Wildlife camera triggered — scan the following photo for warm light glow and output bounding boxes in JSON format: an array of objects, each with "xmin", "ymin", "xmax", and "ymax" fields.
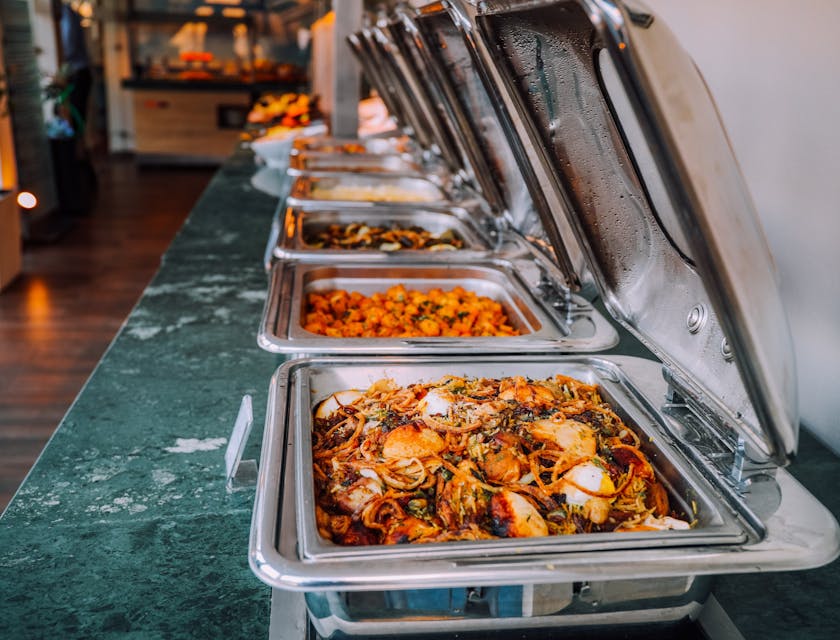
[
  {"xmin": 221, "ymin": 7, "xmax": 246, "ymax": 18},
  {"xmin": 194, "ymin": 6, "xmax": 214, "ymax": 16},
  {"xmin": 77, "ymin": 1, "xmax": 94, "ymax": 19},
  {"xmin": 17, "ymin": 191, "xmax": 37, "ymax": 209},
  {"xmin": 206, "ymin": 0, "xmax": 242, "ymax": 5},
  {"xmin": 26, "ymin": 278, "xmax": 52, "ymax": 323}
]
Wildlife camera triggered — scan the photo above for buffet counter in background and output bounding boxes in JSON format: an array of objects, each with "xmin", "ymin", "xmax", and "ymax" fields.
[
  {"xmin": 122, "ymin": 79, "xmax": 304, "ymax": 164},
  {"xmin": 0, "ymin": 148, "xmax": 838, "ymax": 639}
]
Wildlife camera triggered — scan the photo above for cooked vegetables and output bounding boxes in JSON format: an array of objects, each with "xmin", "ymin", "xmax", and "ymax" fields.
[
  {"xmin": 303, "ymin": 284, "xmax": 520, "ymax": 338},
  {"xmin": 312, "ymin": 374, "xmax": 691, "ymax": 546}
]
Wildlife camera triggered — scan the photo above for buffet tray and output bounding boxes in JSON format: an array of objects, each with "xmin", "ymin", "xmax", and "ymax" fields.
[
  {"xmin": 286, "ymin": 173, "xmax": 454, "ymax": 210},
  {"xmin": 249, "ymin": 355, "xmax": 839, "ymax": 592},
  {"xmin": 271, "ymin": 205, "xmax": 496, "ymax": 263},
  {"xmin": 257, "ymin": 260, "xmax": 618, "ymax": 354}
]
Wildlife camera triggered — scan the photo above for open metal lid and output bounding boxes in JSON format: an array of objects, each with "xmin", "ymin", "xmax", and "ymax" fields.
[
  {"xmin": 401, "ymin": 3, "xmax": 586, "ymax": 291},
  {"xmin": 346, "ymin": 30, "xmax": 413, "ymax": 139},
  {"xmin": 351, "ymin": 27, "xmax": 438, "ymax": 152},
  {"xmin": 466, "ymin": 0, "xmax": 797, "ymax": 464},
  {"xmin": 369, "ymin": 23, "xmax": 465, "ymax": 174}
]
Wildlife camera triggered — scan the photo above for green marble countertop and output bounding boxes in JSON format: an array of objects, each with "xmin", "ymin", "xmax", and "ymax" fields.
[
  {"xmin": 0, "ymin": 148, "xmax": 282, "ymax": 638},
  {"xmin": 1, "ymin": 148, "xmax": 838, "ymax": 639}
]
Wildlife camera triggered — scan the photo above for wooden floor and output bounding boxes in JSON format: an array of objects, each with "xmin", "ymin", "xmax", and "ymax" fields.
[{"xmin": 0, "ymin": 157, "xmax": 215, "ymax": 512}]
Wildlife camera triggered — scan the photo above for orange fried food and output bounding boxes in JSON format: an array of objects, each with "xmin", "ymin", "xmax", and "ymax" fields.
[{"xmin": 302, "ymin": 284, "xmax": 520, "ymax": 338}]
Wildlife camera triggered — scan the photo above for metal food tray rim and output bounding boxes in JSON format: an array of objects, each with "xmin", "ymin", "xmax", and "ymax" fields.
[{"xmin": 249, "ymin": 355, "xmax": 840, "ymax": 592}]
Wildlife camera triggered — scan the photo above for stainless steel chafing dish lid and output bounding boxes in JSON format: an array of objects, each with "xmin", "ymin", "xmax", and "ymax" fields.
[
  {"xmin": 349, "ymin": 27, "xmax": 436, "ymax": 153},
  {"xmin": 469, "ymin": 0, "xmax": 797, "ymax": 465},
  {"xmin": 345, "ymin": 31, "xmax": 410, "ymax": 141},
  {"xmin": 400, "ymin": 3, "xmax": 586, "ymax": 293},
  {"xmin": 368, "ymin": 23, "xmax": 465, "ymax": 175}
]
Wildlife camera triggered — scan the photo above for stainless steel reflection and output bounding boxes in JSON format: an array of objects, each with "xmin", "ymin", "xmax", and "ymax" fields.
[
  {"xmin": 257, "ymin": 261, "xmax": 618, "ymax": 354},
  {"xmin": 249, "ymin": 355, "xmax": 840, "ymax": 592},
  {"xmin": 272, "ymin": 206, "xmax": 495, "ymax": 263}
]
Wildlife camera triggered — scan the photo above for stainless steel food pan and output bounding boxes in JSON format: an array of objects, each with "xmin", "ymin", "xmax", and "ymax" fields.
[
  {"xmin": 249, "ymin": 355, "xmax": 840, "ymax": 592},
  {"xmin": 286, "ymin": 173, "xmax": 454, "ymax": 210},
  {"xmin": 257, "ymin": 260, "xmax": 618, "ymax": 354},
  {"xmin": 271, "ymin": 206, "xmax": 495, "ymax": 263},
  {"xmin": 287, "ymin": 151, "xmax": 424, "ymax": 177}
]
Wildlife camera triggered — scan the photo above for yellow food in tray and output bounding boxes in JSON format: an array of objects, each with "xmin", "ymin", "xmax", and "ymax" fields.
[
  {"xmin": 308, "ymin": 184, "xmax": 439, "ymax": 203},
  {"xmin": 303, "ymin": 284, "xmax": 519, "ymax": 338},
  {"xmin": 312, "ymin": 374, "xmax": 692, "ymax": 546}
]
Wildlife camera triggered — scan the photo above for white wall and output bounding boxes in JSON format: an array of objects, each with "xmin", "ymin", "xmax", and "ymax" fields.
[{"xmin": 644, "ymin": 0, "xmax": 840, "ymax": 453}]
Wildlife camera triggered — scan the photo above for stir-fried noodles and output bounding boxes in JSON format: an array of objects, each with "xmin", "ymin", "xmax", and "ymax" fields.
[{"xmin": 312, "ymin": 374, "xmax": 691, "ymax": 545}]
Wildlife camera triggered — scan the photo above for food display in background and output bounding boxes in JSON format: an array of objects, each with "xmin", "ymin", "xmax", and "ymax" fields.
[
  {"xmin": 312, "ymin": 374, "xmax": 692, "ymax": 546},
  {"xmin": 303, "ymin": 285, "xmax": 519, "ymax": 338},
  {"xmin": 295, "ymin": 141, "xmax": 376, "ymax": 154},
  {"xmin": 248, "ymin": 92, "xmax": 318, "ymax": 128},
  {"xmin": 304, "ymin": 222, "xmax": 464, "ymax": 252}
]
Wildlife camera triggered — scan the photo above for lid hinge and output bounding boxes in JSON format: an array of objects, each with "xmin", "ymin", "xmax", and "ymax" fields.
[
  {"xmin": 663, "ymin": 383, "xmax": 776, "ymax": 495},
  {"xmin": 536, "ymin": 272, "xmax": 574, "ymax": 317}
]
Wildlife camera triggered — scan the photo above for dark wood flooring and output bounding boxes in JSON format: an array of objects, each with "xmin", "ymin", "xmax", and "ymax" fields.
[{"xmin": 0, "ymin": 157, "xmax": 215, "ymax": 512}]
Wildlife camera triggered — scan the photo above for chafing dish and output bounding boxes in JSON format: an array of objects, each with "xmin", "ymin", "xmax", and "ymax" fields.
[
  {"xmin": 250, "ymin": 1, "xmax": 840, "ymax": 636},
  {"xmin": 251, "ymin": 355, "xmax": 837, "ymax": 630},
  {"xmin": 270, "ymin": 206, "xmax": 496, "ymax": 263},
  {"xmin": 258, "ymin": 261, "xmax": 617, "ymax": 354}
]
